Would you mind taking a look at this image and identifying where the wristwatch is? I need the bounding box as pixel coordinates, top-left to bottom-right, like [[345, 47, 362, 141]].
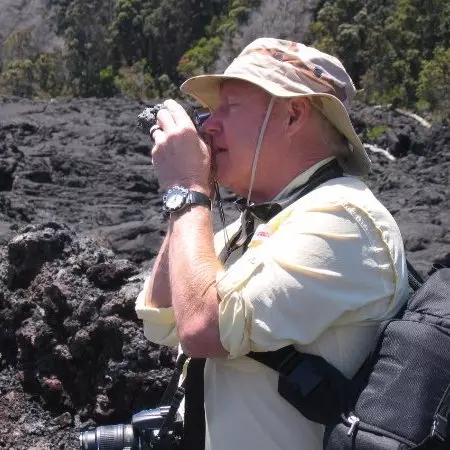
[[163, 185, 211, 215]]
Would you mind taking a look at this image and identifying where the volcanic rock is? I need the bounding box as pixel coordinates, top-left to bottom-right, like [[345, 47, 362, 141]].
[[0, 95, 448, 448], [0, 223, 174, 449]]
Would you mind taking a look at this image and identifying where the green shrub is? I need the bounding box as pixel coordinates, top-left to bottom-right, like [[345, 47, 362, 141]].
[[366, 125, 390, 141], [416, 46, 450, 121], [34, 52, 67, 98], [178, 37, 222, 78], [113, 60, 156, 100], [99, 66, 118, 97], [0, 59, 35, 97]]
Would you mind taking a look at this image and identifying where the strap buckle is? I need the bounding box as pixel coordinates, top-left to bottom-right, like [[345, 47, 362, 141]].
[[278, 351, 325, 397], [431, 413, 448, 442]]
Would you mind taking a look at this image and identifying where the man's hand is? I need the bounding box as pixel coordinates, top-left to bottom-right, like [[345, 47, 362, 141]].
[[151, 99, 213, 197], [147, 100, 226, 358]]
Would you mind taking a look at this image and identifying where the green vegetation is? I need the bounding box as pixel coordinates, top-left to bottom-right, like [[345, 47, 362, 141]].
[[0, 0, 448, 120], [178, 0, 261, 78], [366, 125, 391, 141], [416, 46, 450, 121], [308, 0, 449, 118]]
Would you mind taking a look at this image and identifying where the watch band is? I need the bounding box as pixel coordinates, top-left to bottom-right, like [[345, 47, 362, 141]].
[[187, 191, 212, 209], [163, 186, 212, 217]]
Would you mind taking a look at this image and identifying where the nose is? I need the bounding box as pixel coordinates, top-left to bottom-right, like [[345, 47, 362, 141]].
[[201, 110, 222, 135]]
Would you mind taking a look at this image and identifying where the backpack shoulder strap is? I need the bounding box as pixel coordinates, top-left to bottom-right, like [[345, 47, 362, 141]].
[[406, 259, 424, 291], [247, 263, 424, 425], [246, 345, 296, 371], [429, 382, 450, 444], [248, 346, 351, 424]]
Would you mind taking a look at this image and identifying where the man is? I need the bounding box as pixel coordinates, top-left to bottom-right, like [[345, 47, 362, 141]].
[[135, 38, 409, 450]]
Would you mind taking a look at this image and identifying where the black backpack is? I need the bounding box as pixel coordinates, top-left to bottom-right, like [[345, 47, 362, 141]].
[[248, 264, 450, 449]]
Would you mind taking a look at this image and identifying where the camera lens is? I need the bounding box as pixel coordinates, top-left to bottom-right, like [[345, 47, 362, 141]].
[[195, 111, 211, 127], [79, 424, 137, 450]]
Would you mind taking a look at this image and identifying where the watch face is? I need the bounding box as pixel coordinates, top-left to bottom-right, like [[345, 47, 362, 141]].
[[166, 193, 185, 209], [164, 186, 188, 212]]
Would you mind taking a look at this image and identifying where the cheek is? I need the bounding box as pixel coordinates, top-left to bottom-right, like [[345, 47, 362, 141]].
[[226, 139, 254, 171], [226, 120, 258, 153]]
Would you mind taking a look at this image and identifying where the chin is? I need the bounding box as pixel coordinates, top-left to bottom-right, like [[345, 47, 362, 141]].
[[215, 174, 237, 195], [214, 161, 248, 197], [214, 173, 230, 190], [213, 162, 229, 187]]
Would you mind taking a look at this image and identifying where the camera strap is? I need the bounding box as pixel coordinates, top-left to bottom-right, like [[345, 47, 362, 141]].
[[219, 159, 344, 265], [151, 353, 187, 445], [159, 353, 188, 406], [150, 352, 207, 449]]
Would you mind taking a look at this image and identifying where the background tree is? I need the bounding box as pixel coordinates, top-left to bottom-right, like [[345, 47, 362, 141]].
[[64, 0, 113, 96], [2, 29, 36, 66], [307, 0, 449, 116], [0, 59, 35, 97], [178, 0, 261, 78], [214, 0, 319, 72], [108, 0, 153, 68], [113, 59, 155, 99], [148, 0, 226, 82], [416, 46, 450, 120], [34, 52, 67, 98]]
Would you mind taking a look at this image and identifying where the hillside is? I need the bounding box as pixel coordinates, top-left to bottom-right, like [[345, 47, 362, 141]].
[[0, 0, 448, 119], [0, 0, 63, 60]]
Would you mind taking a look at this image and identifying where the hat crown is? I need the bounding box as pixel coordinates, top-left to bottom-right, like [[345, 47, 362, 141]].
[[225, 38, 356, 107]]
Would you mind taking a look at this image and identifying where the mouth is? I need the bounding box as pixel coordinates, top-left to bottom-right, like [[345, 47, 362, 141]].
[[211, 141, 227, 154], [211, 146, 227, 174], [201, 133, 227, 155]]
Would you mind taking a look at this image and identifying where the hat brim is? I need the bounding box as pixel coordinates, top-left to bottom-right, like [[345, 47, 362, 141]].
[[181, 74, 371, 176]]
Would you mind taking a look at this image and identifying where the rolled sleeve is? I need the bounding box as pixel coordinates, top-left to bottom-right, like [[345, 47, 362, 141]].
[[135, 277, 180, 347], [216, 200, 396, 359]]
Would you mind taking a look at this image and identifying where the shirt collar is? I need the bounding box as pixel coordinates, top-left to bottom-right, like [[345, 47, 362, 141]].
[[273, 157, 336, 201]]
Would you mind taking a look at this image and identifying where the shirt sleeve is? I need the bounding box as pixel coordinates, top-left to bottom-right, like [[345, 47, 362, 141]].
[[216, 199, 397, 359], [135, 276, 180, 347]]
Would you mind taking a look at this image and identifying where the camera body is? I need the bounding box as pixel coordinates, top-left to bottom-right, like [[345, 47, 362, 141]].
[[137, 104, 210, 135], [79, 406, 182, 450]]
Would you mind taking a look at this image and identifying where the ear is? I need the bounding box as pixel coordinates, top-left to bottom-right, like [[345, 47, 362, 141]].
[[286, 97, 313, 137]]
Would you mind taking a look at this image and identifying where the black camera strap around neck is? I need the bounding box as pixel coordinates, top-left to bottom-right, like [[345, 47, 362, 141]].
[[218, 159, 344, 266]]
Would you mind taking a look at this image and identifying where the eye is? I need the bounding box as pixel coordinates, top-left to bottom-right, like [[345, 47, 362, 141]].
[[227, 103, 240, 112]]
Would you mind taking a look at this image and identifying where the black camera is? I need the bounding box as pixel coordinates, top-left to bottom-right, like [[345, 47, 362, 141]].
[[137, 103, 210, 135], [79, 406, 183, 450]]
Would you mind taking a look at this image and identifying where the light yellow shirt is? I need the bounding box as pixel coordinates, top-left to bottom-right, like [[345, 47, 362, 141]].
[[135, 159, 409, 450]]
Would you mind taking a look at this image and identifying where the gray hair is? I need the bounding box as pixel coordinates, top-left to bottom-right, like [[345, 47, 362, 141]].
[[312, 105, 349, 158]]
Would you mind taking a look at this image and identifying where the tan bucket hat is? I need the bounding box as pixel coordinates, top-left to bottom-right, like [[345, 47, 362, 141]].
[[181, 37, 371, 176]]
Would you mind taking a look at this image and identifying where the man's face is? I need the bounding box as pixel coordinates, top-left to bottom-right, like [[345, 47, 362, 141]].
[[201, 80, 276, 198]]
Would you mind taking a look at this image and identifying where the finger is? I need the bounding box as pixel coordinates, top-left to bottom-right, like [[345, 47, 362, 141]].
[[164, 99, 196, 130], [150, 126, 164, 146], [156, 105, 176, 131], [149, 124, 162, 140]]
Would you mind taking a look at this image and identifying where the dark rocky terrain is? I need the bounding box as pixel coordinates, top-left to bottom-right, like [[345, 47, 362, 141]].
[[0, 95, 448, 449]]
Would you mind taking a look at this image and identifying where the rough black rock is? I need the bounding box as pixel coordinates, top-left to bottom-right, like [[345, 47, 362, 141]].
[[0, 96, 448, 448], [0, 223, 175, 449]]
